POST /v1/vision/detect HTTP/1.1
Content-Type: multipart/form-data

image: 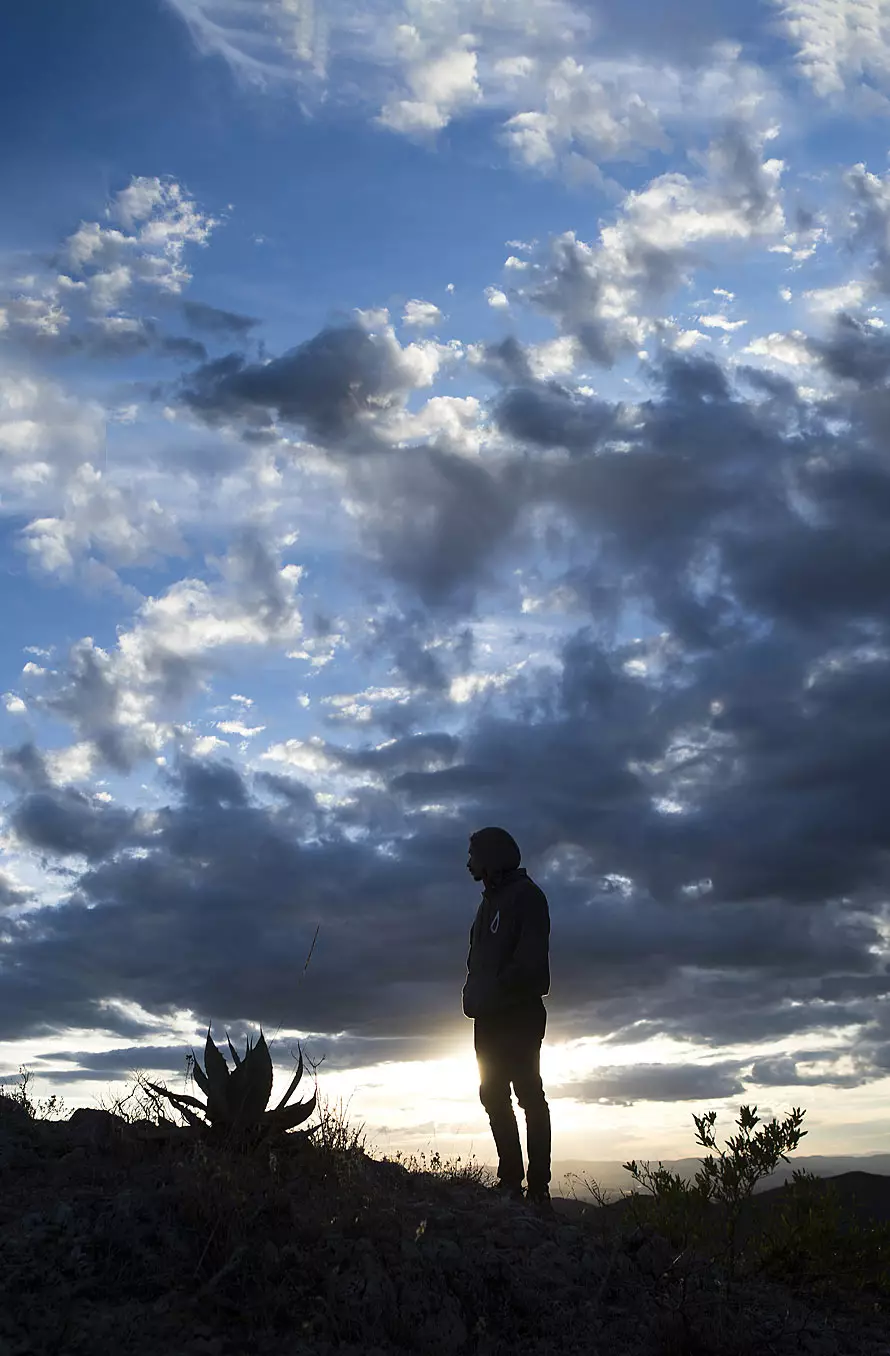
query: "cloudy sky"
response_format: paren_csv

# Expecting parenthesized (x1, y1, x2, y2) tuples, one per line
(2, 0, 890, 1169)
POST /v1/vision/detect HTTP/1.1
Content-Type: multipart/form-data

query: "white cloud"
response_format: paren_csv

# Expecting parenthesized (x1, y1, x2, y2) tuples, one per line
(402, 299, 443, 328)
(382, 394, 484, 456)
(33, 534, 307, 772)
(63, 177, 217, 313)
(670, 328, 711, 351)
(501, 56, 668, 173)
(379, 36, 481, 135)
(0, 373, 105, 505)
(515, 125, 785, 364)
(166, 1, 780, 184)
(697, 314, 747, 331)
(189, 733, 230, 756)
(216, 720, 266, 737)
(3, 694, 26, 714)
(802, 281, 867, 315)
(261, 736, 337, 774)
(0, 177, 217, 350)
(354, 306, 391, 330)
(44, 742, 96, 786)
(772, 0, 890, 102)
(743, 330, 812, 365)
(19, 464, 188, 581)
(485, 286, 509, 309)
(526, 335, 580, 379)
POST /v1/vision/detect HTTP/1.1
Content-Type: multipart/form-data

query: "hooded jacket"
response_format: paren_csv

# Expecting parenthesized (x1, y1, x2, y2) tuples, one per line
(462, 866, 551, 1018)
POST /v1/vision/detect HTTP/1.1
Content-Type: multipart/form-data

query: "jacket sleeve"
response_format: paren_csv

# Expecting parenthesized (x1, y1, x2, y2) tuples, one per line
(491, 888, 550, 1005)
(462, 916, 483, 1018)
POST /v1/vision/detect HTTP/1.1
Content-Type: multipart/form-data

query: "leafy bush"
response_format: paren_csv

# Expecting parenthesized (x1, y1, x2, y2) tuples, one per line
(624, 1105, 807, 1280)
(0, 1065, 68, 1122)
(754, 1169, 890, 1307)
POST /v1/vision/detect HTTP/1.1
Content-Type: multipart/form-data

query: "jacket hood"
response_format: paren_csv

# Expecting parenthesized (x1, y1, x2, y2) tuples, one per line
(470, 826, 521, 879)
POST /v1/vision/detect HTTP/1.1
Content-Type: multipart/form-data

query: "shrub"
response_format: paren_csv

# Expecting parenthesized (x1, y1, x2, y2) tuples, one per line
(754, 1169, 890, 1308)
(0, 1065, 69, 1122)
(624, 1104, 807, 1281)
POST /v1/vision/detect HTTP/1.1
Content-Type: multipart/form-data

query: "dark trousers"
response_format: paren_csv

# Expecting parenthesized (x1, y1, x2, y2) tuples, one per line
(474, 998, 551, 1193)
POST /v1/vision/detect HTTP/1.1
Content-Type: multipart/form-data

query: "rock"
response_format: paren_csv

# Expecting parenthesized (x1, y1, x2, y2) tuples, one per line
(66, 1108, 130, 1147)
(0, 1095, 33, 1132)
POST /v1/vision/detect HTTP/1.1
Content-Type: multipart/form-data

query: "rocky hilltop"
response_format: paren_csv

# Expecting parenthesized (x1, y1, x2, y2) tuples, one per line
(1, 1095, 886, 1356)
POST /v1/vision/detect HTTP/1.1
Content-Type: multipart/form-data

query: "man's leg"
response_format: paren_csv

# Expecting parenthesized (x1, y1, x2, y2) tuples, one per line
(474, 1016, 525, 1188)
(510, 1001, 551, 1196)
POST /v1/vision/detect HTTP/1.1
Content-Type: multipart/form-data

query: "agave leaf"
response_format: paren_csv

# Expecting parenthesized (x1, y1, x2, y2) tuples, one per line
(203, 1025, 231, 1122)
(226, 1031, 243, 1068)
(226, 1052, 271, 1128)
(170, 1102, 205, 1130)
(274, 1045, 305, 1111)
(264, 1087, 317, 1132)
(144, 1081, 208, 1129)
(228, 1042, 272, 1127)
(190, 1055, 210, 1099)
(144, 1080, 207, 1114)
(250, 1031, 274, 1101)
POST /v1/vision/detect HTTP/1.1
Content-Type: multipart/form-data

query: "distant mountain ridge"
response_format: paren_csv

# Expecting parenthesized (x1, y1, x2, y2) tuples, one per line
(551, 1153, 890, 1198)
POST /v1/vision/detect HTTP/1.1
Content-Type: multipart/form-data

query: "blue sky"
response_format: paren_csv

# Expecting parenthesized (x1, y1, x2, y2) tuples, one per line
(3, 0, 890, 1171)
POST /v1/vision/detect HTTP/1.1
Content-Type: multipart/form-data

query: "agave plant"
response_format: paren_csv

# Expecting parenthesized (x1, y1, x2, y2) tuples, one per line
(146, 1024, 317, 1147)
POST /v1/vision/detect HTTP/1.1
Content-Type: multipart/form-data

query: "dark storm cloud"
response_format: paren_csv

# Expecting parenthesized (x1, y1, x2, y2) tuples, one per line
(477, 336, 534, 386)
(180, 323, 416, 441)
(11, 788, 140, 861)
(0, 759, 481, 1050)
(29, 1027, 468, 1090)
(6, 327, 890, 1086)
(596, 971, 885, 1050)
(331, 732, 461, 776)
(808, 312, 890, 384)
(169, 755, 249, 807)
(552, 1059, 746, 1105)
(358, 607, 471, 698)
(749, 1054, 869, 1089)
(86, 321, 207, 363)
(32, 1044, 200, 1081)
(348, 443, 530, 611)
(0, 316, 207, 363)
(254, 772, 320, 814)
(0, 869, 33, 910)
(182, 300, 259, 337)
(0, 741, 51, 793)
(496, 382, 616, 455)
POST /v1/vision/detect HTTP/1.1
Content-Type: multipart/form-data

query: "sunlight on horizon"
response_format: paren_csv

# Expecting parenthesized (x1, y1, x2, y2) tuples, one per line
(6, 1016, 890, 1170)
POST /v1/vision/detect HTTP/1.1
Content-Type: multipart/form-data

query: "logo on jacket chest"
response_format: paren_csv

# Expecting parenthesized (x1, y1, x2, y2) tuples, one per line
(490, 908, 500, 934)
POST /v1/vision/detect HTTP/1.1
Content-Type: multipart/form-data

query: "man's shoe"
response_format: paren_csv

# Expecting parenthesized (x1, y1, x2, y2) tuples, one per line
(491, 1180, 525, 1202)
(526, 1188, 554, 1214)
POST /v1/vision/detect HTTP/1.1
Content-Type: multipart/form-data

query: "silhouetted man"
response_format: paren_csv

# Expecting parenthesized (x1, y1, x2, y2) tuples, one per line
(463, 826, 553, 1211)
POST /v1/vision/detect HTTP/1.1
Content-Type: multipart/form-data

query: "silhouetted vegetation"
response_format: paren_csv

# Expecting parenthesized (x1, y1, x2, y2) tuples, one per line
(3, 1055, 890, 1354)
